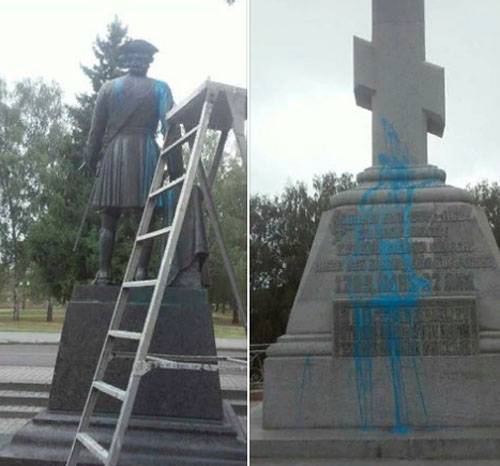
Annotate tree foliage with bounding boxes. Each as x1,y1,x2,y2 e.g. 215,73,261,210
26,18,129,303
207,150,246,322
467,180,500,247
0,78,67,317
250,172,356,343
68,17,128,153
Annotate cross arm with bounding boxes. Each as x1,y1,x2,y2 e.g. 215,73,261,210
421,61,445,137
353,36,376,110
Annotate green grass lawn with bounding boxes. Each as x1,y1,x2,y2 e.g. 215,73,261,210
0,307,245,339
213,311,246,339
0,307,66,332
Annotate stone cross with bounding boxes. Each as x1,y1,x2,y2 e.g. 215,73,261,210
354,0,445,168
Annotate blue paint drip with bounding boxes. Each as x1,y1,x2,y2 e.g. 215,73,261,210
154,80,173,136
113,77,126,105
142,134,165,207
153,80,176,216
141,81,174,209
349,118,433,433
296,356,314,425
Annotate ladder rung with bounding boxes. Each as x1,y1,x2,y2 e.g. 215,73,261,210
161,125,199,157
109,330,142,341
76,432,109,464
137,226,171,243
93,381,126,401
149,175,185,199
145,355,219,372
122,279,157,288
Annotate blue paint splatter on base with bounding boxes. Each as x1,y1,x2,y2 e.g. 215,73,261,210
295,356,314,426
349,119,433,432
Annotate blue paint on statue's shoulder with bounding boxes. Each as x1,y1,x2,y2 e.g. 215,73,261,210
154,80,174,115
111,76,127,105
154,79,171,95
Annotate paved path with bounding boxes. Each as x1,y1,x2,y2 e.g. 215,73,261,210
0,332,246,350
0,365,245,388
0,366,53,385
0,345,56,367
0,332,60,345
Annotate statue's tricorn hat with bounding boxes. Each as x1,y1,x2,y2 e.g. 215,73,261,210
119,39,159,56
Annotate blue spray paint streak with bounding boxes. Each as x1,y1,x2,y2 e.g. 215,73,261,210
141,81,174,209
113,77,126,105
154,80,173,136
142,134,166,207
295,356,313,425
349,118,433,432
152,80,177,217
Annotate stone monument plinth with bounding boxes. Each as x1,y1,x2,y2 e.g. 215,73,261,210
251,0,500,463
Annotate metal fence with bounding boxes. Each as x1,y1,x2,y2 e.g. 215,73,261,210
250,343,270,390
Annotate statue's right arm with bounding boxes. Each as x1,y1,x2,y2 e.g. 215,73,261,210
85,84,109,170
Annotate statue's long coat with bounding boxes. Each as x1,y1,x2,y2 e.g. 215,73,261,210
86,74,208,283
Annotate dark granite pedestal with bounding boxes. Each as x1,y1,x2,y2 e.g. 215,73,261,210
0,285,246,465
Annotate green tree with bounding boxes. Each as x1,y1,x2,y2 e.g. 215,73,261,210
250,172,356,343
68,16,128,151
467,180,500,247
0,78,67,319
27,18,129,306
207,153,246,324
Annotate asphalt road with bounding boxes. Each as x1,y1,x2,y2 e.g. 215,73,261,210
0,344,57,367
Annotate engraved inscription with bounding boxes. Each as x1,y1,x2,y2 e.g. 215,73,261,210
332,271,474,294
315,205,495,290
333,298,478,357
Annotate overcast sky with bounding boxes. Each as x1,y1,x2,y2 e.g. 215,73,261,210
0,0,246,104
250,0,500,195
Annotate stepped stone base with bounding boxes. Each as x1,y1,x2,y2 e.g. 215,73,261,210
0,285,246,465
251,406,500,461
0,403,245,466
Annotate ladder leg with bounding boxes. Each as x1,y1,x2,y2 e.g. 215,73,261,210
197,162,247,331
106,374,142,466
208,128,229,188
66,328,116,465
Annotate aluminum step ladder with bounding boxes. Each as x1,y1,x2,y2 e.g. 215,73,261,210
66,80,247,466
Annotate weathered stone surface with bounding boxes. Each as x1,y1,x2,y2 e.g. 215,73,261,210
263,354,500,429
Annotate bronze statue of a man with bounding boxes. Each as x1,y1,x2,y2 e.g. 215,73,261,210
86,39,207,286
